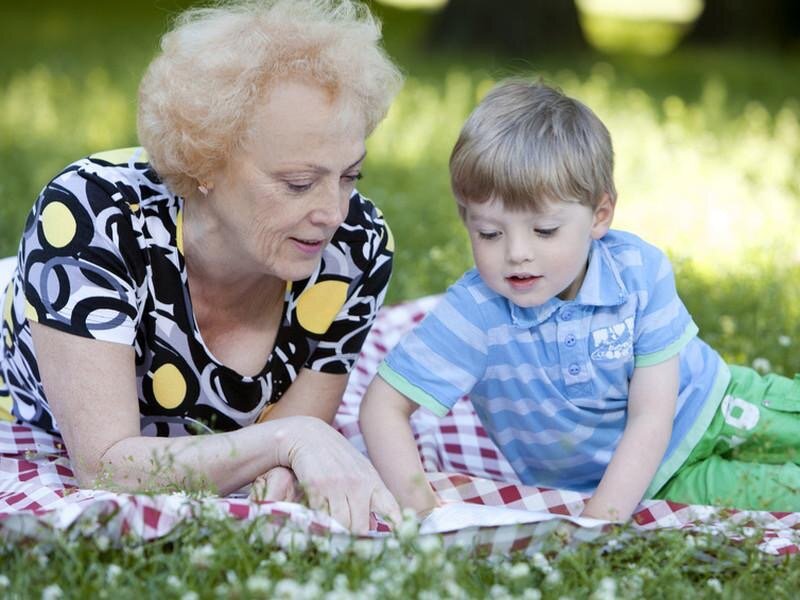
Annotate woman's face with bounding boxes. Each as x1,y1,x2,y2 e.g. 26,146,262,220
206,79,368,282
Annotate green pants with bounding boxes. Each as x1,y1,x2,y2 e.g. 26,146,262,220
654,366,800,511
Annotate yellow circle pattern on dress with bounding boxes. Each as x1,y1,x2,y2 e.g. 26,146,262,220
152,363,187,409
41,202,77,248
176,209,184,254
296,280,348,334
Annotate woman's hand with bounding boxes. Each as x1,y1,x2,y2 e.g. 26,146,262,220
250,466,301,502
278,416,402,534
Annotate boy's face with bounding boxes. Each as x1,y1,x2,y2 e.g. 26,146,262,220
464,196,613,307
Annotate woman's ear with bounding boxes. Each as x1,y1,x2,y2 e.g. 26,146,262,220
591,193,615,239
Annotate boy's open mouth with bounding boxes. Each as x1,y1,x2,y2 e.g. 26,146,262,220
506,274,541,288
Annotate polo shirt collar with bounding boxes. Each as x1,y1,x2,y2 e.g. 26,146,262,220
508,239,628,328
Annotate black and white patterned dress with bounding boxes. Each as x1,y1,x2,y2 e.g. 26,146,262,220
0,147,393,436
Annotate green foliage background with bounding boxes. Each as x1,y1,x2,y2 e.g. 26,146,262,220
1,0,799,378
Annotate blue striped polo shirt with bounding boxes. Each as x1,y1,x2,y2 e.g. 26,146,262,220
379,230,730,494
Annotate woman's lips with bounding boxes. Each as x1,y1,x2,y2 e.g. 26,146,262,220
506,274,541,290
290,237,325,255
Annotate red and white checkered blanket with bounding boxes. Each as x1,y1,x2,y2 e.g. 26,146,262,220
2,295,799,555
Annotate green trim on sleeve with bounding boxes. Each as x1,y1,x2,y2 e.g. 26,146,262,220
643,362,731,499
635,322,699,367
377,363,450,417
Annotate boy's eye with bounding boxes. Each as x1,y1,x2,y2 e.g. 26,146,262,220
534,227,558,237
478,231,500,240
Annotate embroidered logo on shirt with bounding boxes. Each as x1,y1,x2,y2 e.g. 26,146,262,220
590,317,634,361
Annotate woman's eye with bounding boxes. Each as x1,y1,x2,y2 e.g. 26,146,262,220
341,172,363,184
286,182,313,193
478,231,500,240
535,227,558,237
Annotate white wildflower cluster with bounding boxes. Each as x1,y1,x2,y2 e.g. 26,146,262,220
106,564,123,585
752,357,772,374
778,335,792,347
396,508,420,542
189,543,216,569
591,576,617,600
706,578,723,594
41,584,63,600
0,574,10,589
528,551,562,588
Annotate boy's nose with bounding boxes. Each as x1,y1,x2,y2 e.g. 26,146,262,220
506,239,534,264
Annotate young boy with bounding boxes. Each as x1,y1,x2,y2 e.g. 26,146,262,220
359,80,800,521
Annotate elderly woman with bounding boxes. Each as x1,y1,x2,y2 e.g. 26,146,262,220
0,0,403,532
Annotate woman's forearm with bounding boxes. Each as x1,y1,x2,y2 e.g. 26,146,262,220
91,419,293,495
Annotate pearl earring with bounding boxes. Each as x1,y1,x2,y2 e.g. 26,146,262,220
198,182,214,196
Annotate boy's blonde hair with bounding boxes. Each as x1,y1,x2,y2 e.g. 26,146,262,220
138,0,403,199
450,80,616,217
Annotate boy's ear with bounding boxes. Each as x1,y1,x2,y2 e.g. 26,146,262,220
591,193,615,239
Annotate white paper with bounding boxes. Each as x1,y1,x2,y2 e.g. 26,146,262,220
419,502,607,534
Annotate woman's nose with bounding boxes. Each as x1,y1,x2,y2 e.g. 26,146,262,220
310,187,348,227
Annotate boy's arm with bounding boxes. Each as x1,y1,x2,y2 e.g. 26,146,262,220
360,375,440,516
581,354,680,521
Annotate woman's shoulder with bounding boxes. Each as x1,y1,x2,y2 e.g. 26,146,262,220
47,147,175,215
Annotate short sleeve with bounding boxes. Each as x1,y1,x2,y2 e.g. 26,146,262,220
379,281,488,416
303,196,394,374
633,249,697,367
20,167,146,345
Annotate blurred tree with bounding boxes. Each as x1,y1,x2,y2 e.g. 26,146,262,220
686,0,800,47
426,0,588,55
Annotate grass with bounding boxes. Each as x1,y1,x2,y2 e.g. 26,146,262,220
2,1,800,595
1,512,799,599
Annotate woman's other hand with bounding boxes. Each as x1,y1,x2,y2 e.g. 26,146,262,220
250,466,300,502
278,416,401,534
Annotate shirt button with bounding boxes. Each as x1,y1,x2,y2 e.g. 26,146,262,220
564,334,576,347
561,310,573,321
568,363,580,376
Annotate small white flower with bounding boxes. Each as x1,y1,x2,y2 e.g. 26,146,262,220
270,550,288,566
352,539,375,560
189,544,216,569
544,569,562,586
508,562,531,580
522,590,542,600
41,584,63,600
706,578,723,594
490,584,511,600
417,534,443,556
396,511,419,542
752,357,771,373
369,568,389,584
276,529,308,552
0,575,10,588
106,564,123,583
778,335,792,347
333,573,349,591
591,577,617,600
166,575,183,590
95,535,110,552
180,593,198,600
273,579,302,599
245,575,271,594
531,552,551,573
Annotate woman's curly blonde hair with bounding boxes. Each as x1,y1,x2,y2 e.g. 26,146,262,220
137,0,403,199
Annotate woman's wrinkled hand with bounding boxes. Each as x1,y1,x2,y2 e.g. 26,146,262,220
250,466,301,502
279,416,402,534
